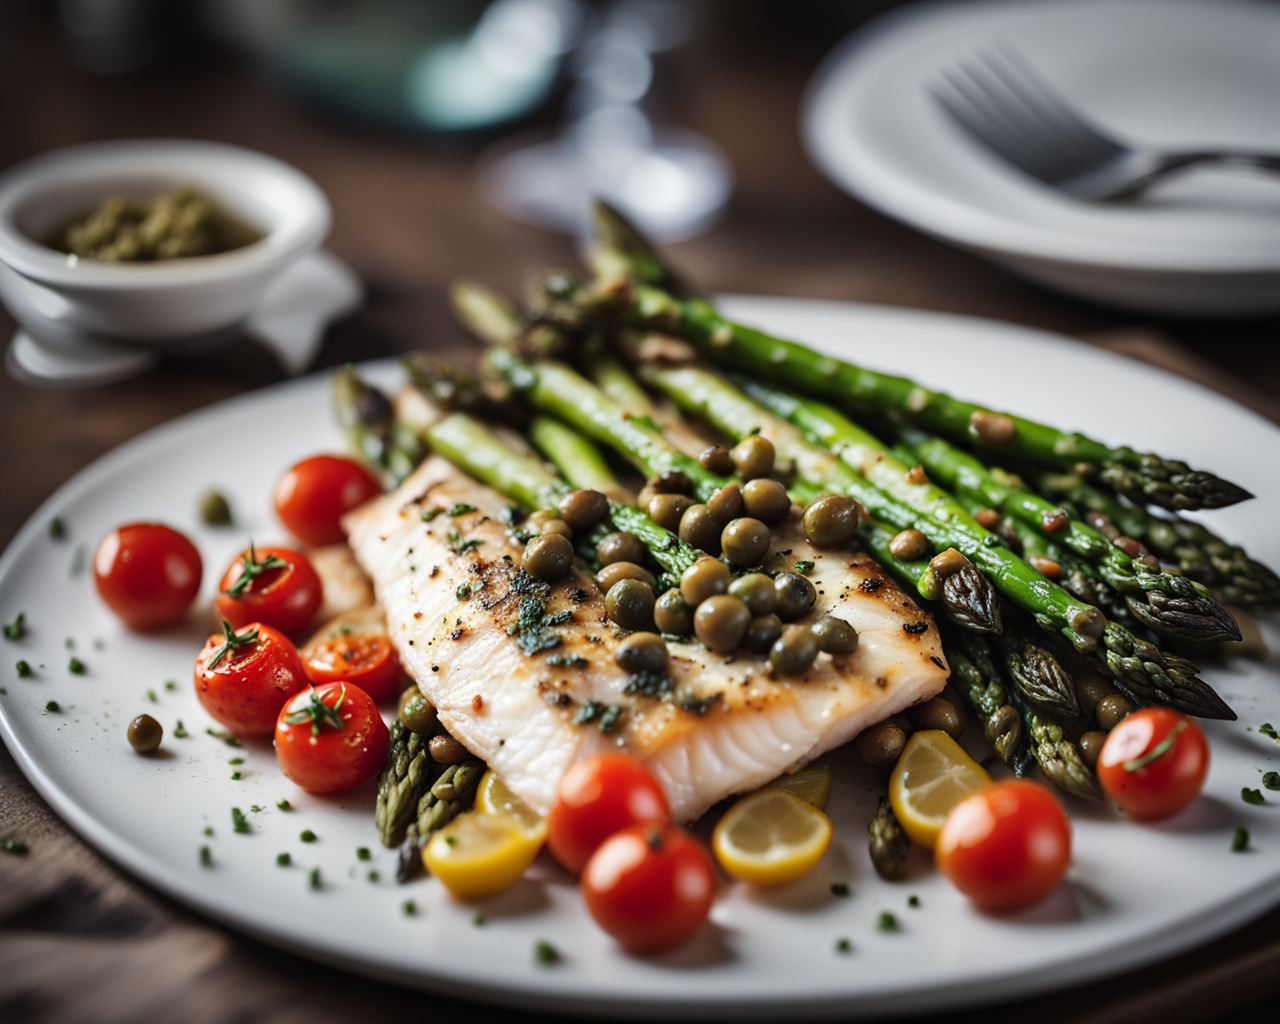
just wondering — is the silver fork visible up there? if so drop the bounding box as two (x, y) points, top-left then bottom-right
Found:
(932, 50), (1280, 201)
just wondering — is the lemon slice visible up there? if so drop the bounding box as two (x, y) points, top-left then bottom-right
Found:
(423, 802), (546, 901)
(766, 762), (832, 810)
(712, 788), (833, 887)
(476, 769), (544, 832)
(889, 729), (991, 849)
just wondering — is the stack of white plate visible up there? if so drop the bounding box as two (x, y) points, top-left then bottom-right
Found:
(803, 0), (1280, 316)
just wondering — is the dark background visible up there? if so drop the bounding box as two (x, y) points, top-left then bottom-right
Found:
(1, 2), (1277, 1021)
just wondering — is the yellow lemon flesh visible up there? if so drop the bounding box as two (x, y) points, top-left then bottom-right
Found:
(766, 762), (832, 810)
(889, 729), (991, 849)
(712, 788), (833, 887)
(424, 772), (546, 901)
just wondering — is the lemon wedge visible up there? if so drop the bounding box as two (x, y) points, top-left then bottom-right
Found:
(889, 729), (991, 849)
(424, 772), (546, 901)
(712, 788), (833, 887)
(765, 762), (832, 810)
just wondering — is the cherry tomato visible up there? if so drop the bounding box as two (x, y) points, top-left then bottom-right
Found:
(274, 455), (382, 548)
(93, 523), (202, 630)
(216, 544), (322, 637)
(300, 607), (402, 702)
(275, 681), (390, 793)
(546, 754), (670, 874)
(582, 823), (717, 952)
(194, 620), (309, 737)
(1097, 708), (1209, 822)
(936, 780), (1072, 911)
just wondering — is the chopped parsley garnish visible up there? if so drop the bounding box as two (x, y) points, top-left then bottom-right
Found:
(1231, 826), (1250, 852)
(228, 758), (244, 765)
(681, 693), (721, 715)
(356, 847), (371, 861)
(145, 689), (158, 703)
(1123, 721), (1186, 772)
(907, 895), (920, 908)
(277, 798), (292, 811)
(508, 590), (568, 655)
(835, 938), (852, 954)
(1263, 772), (1280, 792)
(1242, 788), (1265, 805)
(231, 807), (251, 833)
(68, 657), (85, 675)
(199, 845), (213, 867)
(276, 852), (291, 866)
(368, 871), (379, 883)
(421, 507), (443, 521)
(794, 560), (815, 576)
(545, 653), (587, 668)
(300, 830), (317, 843)
(447, 530), (484, 555)
(164, 680), (177, 691)
(448, 503), (478, 516)
(282, 685), (347, 736)
(4, 613), (26, 640)
(205, 620), (259, 670)
(473, 911), (486, 927)
(231, 772), (243, 781)
(49, 517), (65, 538)
(206, 727), (242, 748)
(624, 670), (674, 699)
(1260, 723), (1279, 742)
(876, 911), (898, 932)
(831, 883), (850, 897)
(173, 720), (189, 738)
(574, 700), (623, 733)
(309, 868), (322, 890)
(221, 542), (287, 599)
(45, 701), (59, 713)
(16, 661), (32, 678)
(534, 940), (560, 965)
(402, 899), (416, 916)
(3, 840), (28, 855)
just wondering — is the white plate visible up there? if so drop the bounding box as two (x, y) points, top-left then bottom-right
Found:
(803, 0), (1280, 315)
(2, 296), (1279, 1019)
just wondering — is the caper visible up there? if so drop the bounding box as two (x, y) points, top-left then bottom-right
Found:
(636, 484), (659, 511)
(773, 571), (817, 621)
(127, 714), (163, 754)
(1095, 693), (1136, 731)
(648, 493), (693, 532)
(732, 434), (776, 480)
(399, 689), (439, 734)
(1075, 674), (1112, 717)
(802, 494), (860, 548)
(888, 528), (929, 561)
(523, 533), (574, 581)
(616, 632), (669, 674)
(855, 720), (906, 767)
(742, 478), (790, 525)
(928, 548), (971, 579)
(605, 578), (656, 631)
(596, 561), (656, 594)
(694, 595), (752, 654)
(728, 572), (777, 616)
(529, 510), (573, 540)
(742, 613), (782, 653)
(1079, 730), (1107, 771)
(706, 483), (744, 526)
(648, 469), (692, 495)
(678, 504), (722, 554)
(699, 445), (734, 475)
(596, 531), (647, 566)
(811, 615), (859, 655)
(909, 697), (964, 739)
(654, 588), (695, 635)
(721, 517), (771, 567)
(680, 556), (731, 606)
(429, 733), (470, 765)
(558, 489), (609, 531)
(769, 624), (819, 676)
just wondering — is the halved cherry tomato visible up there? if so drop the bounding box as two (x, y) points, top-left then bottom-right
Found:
(300, 606), (402, 702)
(546, 754), (670, 875)
(274, 681), (389, 793)
(1097, 708), (1209, 822)
(936, 779), (1072, 911)
(274, 455), (382, 548)
(582, 822), (717, 952)
(94, 523), (202, 630)
(216, 544), (322, 637)
(194, 620), (309, 737)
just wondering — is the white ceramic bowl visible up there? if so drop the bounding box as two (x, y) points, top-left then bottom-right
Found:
(0, 139), (330, 349)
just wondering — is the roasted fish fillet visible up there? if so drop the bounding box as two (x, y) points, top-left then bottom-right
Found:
(344, 456), (949, 822)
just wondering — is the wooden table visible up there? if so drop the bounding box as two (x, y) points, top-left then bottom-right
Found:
(2, 6), (1278, 1021)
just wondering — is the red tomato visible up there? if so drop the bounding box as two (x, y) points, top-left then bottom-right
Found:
(936, 780), (1072, 912)
(582, 823), (717, 952)
(1097, 708), (1209, 822)
(274, 455), (382, 547)
(93, 523), (202, 630)
(300, 614), (401, 703)
(216, 544), (322, 636)
(275, 681), (390, 793)
(194, 620), (309, 737)
(546, 754), (670, 874)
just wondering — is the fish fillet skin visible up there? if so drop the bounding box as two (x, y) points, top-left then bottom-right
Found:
(344, 456), (949, 823)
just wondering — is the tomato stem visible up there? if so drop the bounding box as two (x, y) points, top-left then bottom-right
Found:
(1122, 720), (1187, 772)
